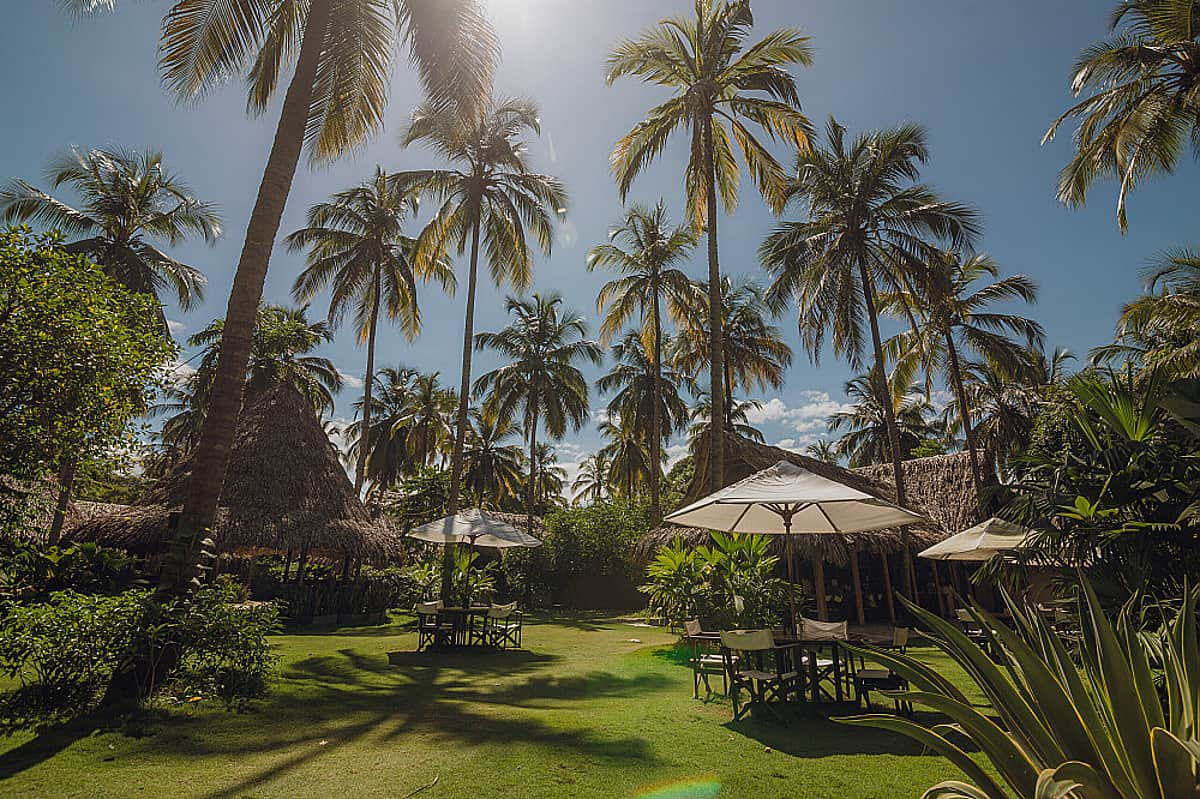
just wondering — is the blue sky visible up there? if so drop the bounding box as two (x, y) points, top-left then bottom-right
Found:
(2, 1), (1196, 486)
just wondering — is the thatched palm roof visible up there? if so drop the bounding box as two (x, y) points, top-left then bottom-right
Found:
(68, 383), (400, 563)
(637, 432), (984, 565)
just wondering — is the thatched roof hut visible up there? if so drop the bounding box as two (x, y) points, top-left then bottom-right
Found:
(68, 382), (400, 563)
(637, 432), (978, 566)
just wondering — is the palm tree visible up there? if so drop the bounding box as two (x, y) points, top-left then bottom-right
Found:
(0, 147), (220, 332)
(607, 0), (814, 491)
(804, 440), (839, 464)
(672, 277), (792, 426)
(828, 373), (937, 469)
(345, 366), (418, 494)
(406, 372), (457, 469)
(761, 118), (979, 511)
(525, 442), (566, 514)
(462, 409), (524, 509)
(154, 0), (498, 559)
(955, 360), (1042, 479)
(1092, 248), (1200, 378)
(687, 394), (765, 476)
(599, 417), (653, 498)
(882, 251), (1043, 492)
(572, 452), (611, 504)
(286, 166), (454, 491)
(400, 97), (567, 593)
(596, 330), (690, 477)
(588, 201), (696, 520)
(473, 293), (602, 533)
(1044, 0), (1200, 231)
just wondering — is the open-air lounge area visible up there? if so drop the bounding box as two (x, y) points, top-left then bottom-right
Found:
(4, 0), (1200, 796)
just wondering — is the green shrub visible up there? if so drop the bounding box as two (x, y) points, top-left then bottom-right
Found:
(0, 540), (143, 610)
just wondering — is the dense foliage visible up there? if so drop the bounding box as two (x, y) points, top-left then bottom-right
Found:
(842, 581), (1200, 799)
(0, 540), (142, 610)
(641, 533), (795, 630)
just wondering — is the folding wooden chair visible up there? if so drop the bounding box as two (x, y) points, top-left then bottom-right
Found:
(799, 617), (854, 702)
(485, 602), (522, 650)
(685, 618), (728, 698)
(854, 627), (912, 714)
(720, 630), (801, 723)
(416, 601), (453, 650)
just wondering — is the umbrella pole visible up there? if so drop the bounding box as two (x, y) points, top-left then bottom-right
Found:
(784, 514), (798, 636)
(850, 543), (865, 626)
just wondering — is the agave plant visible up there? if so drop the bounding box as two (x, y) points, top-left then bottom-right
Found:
(839, 581), (1200, 799)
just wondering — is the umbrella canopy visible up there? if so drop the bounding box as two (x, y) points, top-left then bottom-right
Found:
(665, 460), (928, 534)
(407, 508), (543, 549)
(919, 516), (1031, 561)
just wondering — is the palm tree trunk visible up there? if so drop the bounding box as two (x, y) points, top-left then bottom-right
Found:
(444, 211), (482, 599)
(945, 329), (983, 496)
(649, 287), (663, 522)
(527, 389), (539, 536)
(354, 269), (382, 493)
(178, 0), (332, 554)
(701, 116), (725, 492)
(47, 457), (78, 546)
(858, 261), (916, 600)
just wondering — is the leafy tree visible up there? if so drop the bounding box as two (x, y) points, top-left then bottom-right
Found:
(345, 366), (419, 494)
(883, 251), (1043, 491)
(589, 201), (697, 519)
(147, 0), (498, 569)
(404, 372), (457, 470)
(598, 416), (653, 499)
(524, 442), (567, 516)
(0, 230), (172, 538)
(607, 0), (814, 490)
(571, 452), (611, 505)
(400, 97), (566, 594)
(0, 147), (220, 334)
(462, 410), (523, 509)
(597, 331), (690, 466)
(474, 293), (601, 532)
(761, 118), (978, 515)
(829, 373), (938, 468)
(287, 166), (453, 490)
(1044, 0), (1200, 231)
(803, 440), (839, 465)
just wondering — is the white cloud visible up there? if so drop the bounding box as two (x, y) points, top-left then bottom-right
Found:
(337, 369), (364, 390)
(665, 442), (689, 468)
(744, 391), (853, 434)
(161, 356), (196, 388)
(591, 408), (611, 426)
(166, 319), (186, 337)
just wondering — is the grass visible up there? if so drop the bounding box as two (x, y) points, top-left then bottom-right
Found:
(0, 613), (981, 798)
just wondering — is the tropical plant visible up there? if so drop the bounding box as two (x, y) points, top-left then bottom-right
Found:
(598, 416), (654, 499)
(597, 330), (691, 464)
(607, 0), (814, 491)
(839, 581), (1200, 799)
(883, 250), (1043, 490)
(155, 0), (498, 575)
(1044, 0), (1200, 231)
(589, 201), (697, 519)
(405, 372), (457, 469)
(1093, 248), (1200, 379)
(523, 442), (568, 516)
(344, 366), (418, 493)
(804, 439), (839, 464)
(400, 96), (567, 594)
(761, 118), (979, 514)
(449, 549), (495, 607)
(672, 277), (793, 427)
(0, 147), (220, 333)
(462, 409), (523, 509)
(571, 452), (611, 505)
(286, 166), (454, 490)
(474, 293), (601, 531)
(829, 372), (939, 468)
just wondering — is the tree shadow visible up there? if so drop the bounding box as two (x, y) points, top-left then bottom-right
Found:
(723, 709), (944, 758)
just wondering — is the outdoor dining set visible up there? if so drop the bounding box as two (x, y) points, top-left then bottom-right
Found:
(684, 616), (912, 722)
(416, 600), (524, 650)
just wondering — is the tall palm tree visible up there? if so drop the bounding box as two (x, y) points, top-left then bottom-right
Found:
(525, 442), (566, 514)
(882, 251), (1043, 492)
(406, 372), (457, 469)
(286, 166), (453, 491)
(673, 277), (792, 426)
(462, 409), (523, 509)
(599, 417), (653, 498)
(607, 0), (814, 490)
(804, 439), (839, 464)
(345, 365), (418, 494)
(572, 452), (611, 505)
(955, 360), (1042, 479)
(0, 147), (220, 332)
(828, 373), (937, 469)
(153, 0), (498, 561)
(596, 330), (690, 476)
(1044, 0), (1200, 231)
(400, 98), (567, 593)
(761, 118), (979, 510)
(473, 293), (602, 533)
(588, 201), (696, 520)
(687, 394), (765, 477)
(1092, 248), (1200, 378)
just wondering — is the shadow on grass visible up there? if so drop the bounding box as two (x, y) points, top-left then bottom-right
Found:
(724, 708), (945, 758)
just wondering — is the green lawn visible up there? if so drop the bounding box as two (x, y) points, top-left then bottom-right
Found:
(0, 613), (980, 798)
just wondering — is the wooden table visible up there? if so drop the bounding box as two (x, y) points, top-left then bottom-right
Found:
(687, 631), (863, 704)
(438, 606), (491, 647)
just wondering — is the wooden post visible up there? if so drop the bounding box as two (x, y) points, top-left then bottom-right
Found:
(932, 560), (947, 618)
(296, 546), (309, 584)
(881, 552), (896, 624)
(282, 548), (293, 582)
(850, 543), (865, 626)
(813, 557), (829, 621)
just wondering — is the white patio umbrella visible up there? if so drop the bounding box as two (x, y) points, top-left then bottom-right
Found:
(407, 508), (543, 549)
(665, 460), (928, 631)
(919, 516), (1030, 562)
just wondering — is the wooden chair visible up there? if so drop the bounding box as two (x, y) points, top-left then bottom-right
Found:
(854, 627), (912, 714)
(684, 618), (728, 698)
(720, 629), (801, 723)
(416, 601), (453, 650)
(485, 602), (522, 650)
(799, 617), (854, 702)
